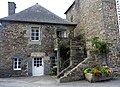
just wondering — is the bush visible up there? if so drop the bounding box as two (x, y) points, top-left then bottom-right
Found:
(91, 37), (110, 53)
(50, 66), (57, 75)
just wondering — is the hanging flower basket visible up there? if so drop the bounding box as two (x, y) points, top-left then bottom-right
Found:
(84, 66), (113, 83)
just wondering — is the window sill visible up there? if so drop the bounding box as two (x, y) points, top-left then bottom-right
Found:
(29, 40), (41, 45)
(13, 68), (21, 71)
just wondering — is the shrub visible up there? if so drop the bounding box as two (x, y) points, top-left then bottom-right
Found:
(50, 66), (57, 75)
(91, 37), (110, 53)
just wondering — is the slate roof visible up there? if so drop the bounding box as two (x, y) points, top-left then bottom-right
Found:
(0, 3), (76, 25)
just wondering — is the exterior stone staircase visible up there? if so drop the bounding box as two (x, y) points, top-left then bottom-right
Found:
(58, 51), (120, 82)
(59, 57), (97, 83)
(57, 36), (86, 82)
(57, 36), (120, 82)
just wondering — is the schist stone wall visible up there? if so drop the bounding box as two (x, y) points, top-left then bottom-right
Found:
(0, 21), (74, 77)
(60, 0), (120, 82)
(68, 0), (120, 69)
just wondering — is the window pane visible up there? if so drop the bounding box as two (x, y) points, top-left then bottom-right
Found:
(36, 33), (39, 36)
(34, 58), (37, 61)
(40, 64), (42, 66)
(64, 31), (67, 37)
(34, 64), (36, 66)
(36, 37), (39, 40)
(32, 29), (35, 32)
(19, 59), (21, 61)
(37, 61), (39, 64)
(14, 65), (17, 68)
(40, 58), (42, 60)
(18, 65), (21, 68)
(15, 59), (17, 61)
(34, 60), (36, 63)
(18, 61), (21, 65)
(31, 27), (41, 41)
(31, 33), (35, 36)
(37, 64), (39, 67)
(36, 29), (39, 32)
(31, 37), (34, 40)
(15, 62), (17, 65)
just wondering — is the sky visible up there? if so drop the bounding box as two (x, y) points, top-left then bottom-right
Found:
(0, 0), (74, 19)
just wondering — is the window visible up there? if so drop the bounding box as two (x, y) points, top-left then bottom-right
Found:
(51, 57), (57, 66)
(34, 57), (42, 67)
(57, 31), (68, 38)
(30, 27), (41, 41)
(13, 58), (21, 70)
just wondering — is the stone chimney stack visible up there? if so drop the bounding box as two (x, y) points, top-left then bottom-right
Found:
(8, 2), (16, 16)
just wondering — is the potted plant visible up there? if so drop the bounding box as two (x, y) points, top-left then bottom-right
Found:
(84, 66), (113, 82)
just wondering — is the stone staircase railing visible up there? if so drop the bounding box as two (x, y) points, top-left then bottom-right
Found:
(57, 65), (73, 78)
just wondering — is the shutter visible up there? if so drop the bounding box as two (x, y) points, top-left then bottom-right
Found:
(28, 58), (32, 76)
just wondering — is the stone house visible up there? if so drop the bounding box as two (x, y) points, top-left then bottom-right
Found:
(57, 0), (120, 82)
(0, 0), (120, 83)
(0, 2), (76, 77)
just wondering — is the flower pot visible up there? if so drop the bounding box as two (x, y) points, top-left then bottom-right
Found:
(85, 73), (112, 83)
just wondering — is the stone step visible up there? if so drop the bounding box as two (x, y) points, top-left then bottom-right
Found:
(57, 66), (73, 78)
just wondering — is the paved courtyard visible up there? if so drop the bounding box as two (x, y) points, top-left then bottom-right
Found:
(0, 76), (120, 87)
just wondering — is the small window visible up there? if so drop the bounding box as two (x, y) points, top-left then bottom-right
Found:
(13, 58), (21, 70)
(51, 57), (57, 66)
(30, 27), (41, 41)
(57, 31), (68, 38)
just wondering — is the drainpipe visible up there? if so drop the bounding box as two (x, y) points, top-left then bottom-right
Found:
(56, 46), (60, 75)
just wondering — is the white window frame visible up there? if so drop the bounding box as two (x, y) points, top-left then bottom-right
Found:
(13, 58), (21, 70)
(30, 27), (41, 41)
(59, 31), (68, 38)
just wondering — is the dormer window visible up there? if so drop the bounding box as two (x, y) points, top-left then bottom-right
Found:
(30, 27), (41, 41)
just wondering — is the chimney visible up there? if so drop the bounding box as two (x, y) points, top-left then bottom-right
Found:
(8, 2), (16, 16)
